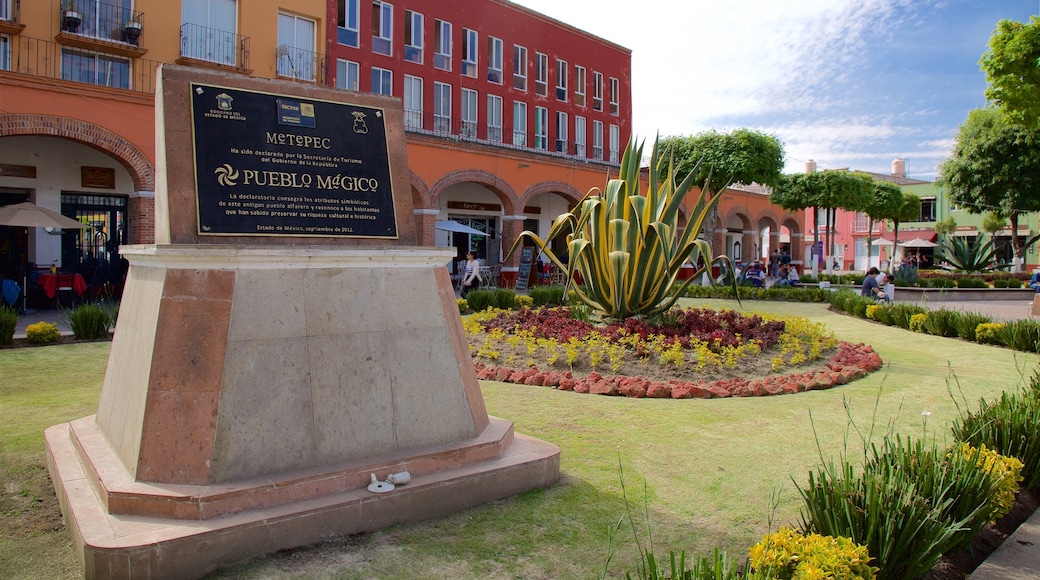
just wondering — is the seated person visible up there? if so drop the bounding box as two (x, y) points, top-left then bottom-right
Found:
(861, 267), (883, 299)
(1030, 270), (1040, 293)
(786, 265), (800, 286)
(775, 264), (789, 285)
(743, 262), (766, 287)
(877, 274), (895, 302)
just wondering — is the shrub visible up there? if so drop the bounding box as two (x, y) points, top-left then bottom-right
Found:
(886, 303), (928, 330)
(64, 302), (114, 340)
(865, 304), (880, 320)
(871, 305), (894, 326)
(25, 321), (60, 344)
(492, 288), (518, 310)
(997, 319), (1040, 352)
(975, 322), (1006, 345)
(924, 276), (956, 289)
(992, 277), (1023, 289)
(957, 443), (1024, 523)
(909, 313), (928, 333)
(528, 285), (567, 306)
(956, 276), (988, 288)
(748, 527), (876, 580)
(923, 309), (961, 338)
(515, 294), (534, 308)
(952, 311), (993, 342)
(953, 378), (1040, 491)
(892, 265), (920, 287)
(456, 298), (468, 314)
(464, 289), (497, 312)
(0, 304), (16, 345)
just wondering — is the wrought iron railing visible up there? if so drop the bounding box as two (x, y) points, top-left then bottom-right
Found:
(276, 44), (326, 83)
(1, 35), (159, 95)
(179, 22), (250, 70)
(59, 0), (145, 47)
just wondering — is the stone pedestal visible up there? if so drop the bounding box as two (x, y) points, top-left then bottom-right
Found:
(45, 244), (560, 579)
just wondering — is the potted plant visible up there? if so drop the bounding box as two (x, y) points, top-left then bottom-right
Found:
(62, 1), (81, 33)
(122, 15), (143, 45)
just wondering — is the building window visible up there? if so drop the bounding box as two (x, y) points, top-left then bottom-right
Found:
(404, 10), (423, 63)
(535, 52), (548, 96)
(337, 0), (359, 47)
(61, 48), (130, 89)
(0, 34), (9, 72)
(574, 116), (586, 157)
(371, 66), (392, 95)
(277, 13), (317, 81)
(462, 28), (477, 78)
(513, 45), (527, 91)
(556, 58), (567, 101)
(920, 198), (936, 222)
(592, 120), (603, 160)
(609, 124), (620, 163)
(0, 1), (9, 20)
(371, 1), (392, 56)
(461, 88), (478, 138)
(574, 65), (586, 107)
(487, 95), (503, 142)
(534, 106), (548, 150)
(434, 19), (451, 71)
(336, 59), (359, 91)
(487, 36), (503, 84)
(181, 0), (239, 67)
(68, 0), (134, 43)
(403, 74), (422, 129)
(513, 101), (527, 147)
(555, 111), (568, 152)
(434, 82), (451, 133)
(593, 71), (603, 111)
(609, 77), (619, 115)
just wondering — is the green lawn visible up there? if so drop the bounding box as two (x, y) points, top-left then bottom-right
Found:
(1, 301), (1034, 579)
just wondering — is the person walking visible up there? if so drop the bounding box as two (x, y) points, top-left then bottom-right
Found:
(461, 252), (482, 297)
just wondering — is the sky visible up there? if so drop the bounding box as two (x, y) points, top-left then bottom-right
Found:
(511, 0), (1038, 181)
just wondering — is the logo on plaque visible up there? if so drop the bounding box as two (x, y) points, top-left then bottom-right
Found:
(216, 93), (233, 111)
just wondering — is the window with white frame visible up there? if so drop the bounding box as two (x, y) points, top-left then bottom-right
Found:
(534, 106), (548, 150)
(0, 34), (9, 71)
(593, 71), (603, 111)
(434, 82), (451, 133)
(556, 58), (567, 101)
(461, 88), (478, 137)
(487, 36), (503, 84)
(535, 52), (548, 96)
(371, 67), (392, 95)
(513, 101), (527, 147)
(555, 111), (568, 152)
(277, 12), (317, 81)
(434, 19), (451, 71)
(371, 1), (392, 56)
(462, 28), (478, 78)
(487, 95), (503, 142)
(574, 65), (586, 107)
(609, 124), (620, 163)
(610, 77), (619, 115)
(336, 59), (359, 91)
(72, 0), (135, 42)
(0, 1), (9, 20)
(403, 74), (423, 129)
(182, 0), (239, 67)
(513, 45), (527, 91)
(574, 116), (586, 157)
(336, 0), (359, 47)
(592, 120), (603, 160)
(404, 10), (423, 63)
(62, 48), (130, 89)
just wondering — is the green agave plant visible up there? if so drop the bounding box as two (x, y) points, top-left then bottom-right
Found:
(506, 138), (733, 320)
(938, 233), (1007, 273)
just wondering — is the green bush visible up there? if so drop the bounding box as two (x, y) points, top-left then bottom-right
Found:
(464, 289), (497, 312)
(827, 289), (858, 313)
(956, 277), (988, 289)
(923, 309), (961, 338)
(923, 276), (956, 289)
(976, 322), (1006, 345)
(491, 288), (518, 309)
(952, 311), (993, 342)
(0, 304), (16, 345)
(991, 277), (1023, 288)
(528, 285), (566, 306)
(25, 321), (60, 344)
(64, 302), (115, 340)
(892, 265), (920, 287)
(997, 319), (1040, 352)
(886, 303), (928, 330)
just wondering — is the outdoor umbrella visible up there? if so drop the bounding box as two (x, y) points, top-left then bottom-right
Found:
(435, 220), (487, 236)
(0, 202), (92, 230)
(870, 239), (894, 246)
(0, 202), (91, 312)
(898, 238), (938, 248)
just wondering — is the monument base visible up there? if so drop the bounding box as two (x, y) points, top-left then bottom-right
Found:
(46, 418), (559, 579)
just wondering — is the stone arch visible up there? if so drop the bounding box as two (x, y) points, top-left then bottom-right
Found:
(410, 170), (432, 210)
(0, 114), (154, 191)
(518, 180), (583, 209)
(720, 207), (752, 231)
(429, 169), (519, 215)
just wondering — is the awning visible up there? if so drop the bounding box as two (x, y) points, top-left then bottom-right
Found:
(899, 238), (938, 248)
(435, 220), (487, 236)
(878, 229), (936, 243)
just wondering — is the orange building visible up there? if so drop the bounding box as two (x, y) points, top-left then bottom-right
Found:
(0, 0), (799, 295)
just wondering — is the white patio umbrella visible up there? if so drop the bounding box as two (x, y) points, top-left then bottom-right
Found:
(870, 239), (894, 246)
(435, 220), (487, 236)
(898, 238), (938, 248)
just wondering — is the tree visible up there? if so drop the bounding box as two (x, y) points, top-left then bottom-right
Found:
(858, 177), (905, 267)
(770, 170), (872, 274)
(981, 16), (1040, 128)
(888, 192), (921, 258)
(937, 108), (1040, 272)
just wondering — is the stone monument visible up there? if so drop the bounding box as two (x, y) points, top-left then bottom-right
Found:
(45, 65), (559, 579)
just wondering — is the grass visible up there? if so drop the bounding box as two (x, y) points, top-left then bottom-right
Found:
(0, 301), (1035, 579)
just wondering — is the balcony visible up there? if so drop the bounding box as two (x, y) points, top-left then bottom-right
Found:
(1, 35), (159, 96)
(177, 22), (250, 74)
(275, 44), (326, 84)
(56, 0), (147, 58)
(0, 0), (25, 36)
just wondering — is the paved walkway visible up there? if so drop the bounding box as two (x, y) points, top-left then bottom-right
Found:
(12, 308), (72, 338)
(907, 298), (1036, 322)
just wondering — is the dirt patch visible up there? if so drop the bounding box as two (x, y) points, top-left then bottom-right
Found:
(0, 334), (112, 349)
(0, 464), (65, 540)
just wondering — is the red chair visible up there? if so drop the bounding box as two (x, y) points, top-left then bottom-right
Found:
(55, 274), (76, 308)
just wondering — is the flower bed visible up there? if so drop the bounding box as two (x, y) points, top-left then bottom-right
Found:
(465, 306), (883, 398)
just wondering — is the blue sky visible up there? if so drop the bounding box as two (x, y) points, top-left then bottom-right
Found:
(512, 0), (1038, 180)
